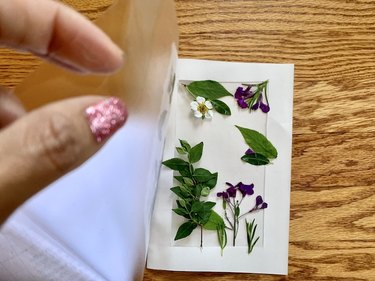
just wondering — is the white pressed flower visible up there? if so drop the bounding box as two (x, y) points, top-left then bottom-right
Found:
(190, 96), (214, 119)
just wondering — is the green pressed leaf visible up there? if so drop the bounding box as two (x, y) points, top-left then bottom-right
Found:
(183, 177), (194, 186)
(172, 208), (188, 217)
(211, 99), (231, 116)
(193, 169), (218, 188)
(206, 172), (218, 189)
(236, 126), (278, 159)
(235, 206), (240, 216)
(193, 184), (203, 198)
(200, 187), (210, 197)
(191, 201), (216, 224)
(188, 142), (204, 163)
(179, 168), (192, 178)
(162, 158), (190, 171)
(174, 176), (184, 184)
(241, 154), (270, 166)
(176, 147), (187, 155)
(216, 223), (227, 255)
(204, 201), (216, 210)
(179, 139), (191, 151)
(203, 210), (224, 230)
(191, 201), (205, 213)
(178, 199), (186, 208)
(175, 221), (198, 240)
(180, 185), (191, 195)
(193, 168), (212, 182)
(170, 186), (189, 199)
(186, 80), (232, 100)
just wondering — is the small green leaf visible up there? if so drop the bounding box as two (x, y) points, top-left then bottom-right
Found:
(186, 80), (232, 100)
(235, 206), (240, 216)
(170, 186), (189, 199)
(203, 210), (225, 230)
(191, 201), (216, 224)
(193, 169), (218, 188)
(183, 177), (194, 186)
(174, 176), (184, 184)
(217, 223), (227, 256)
(176, 147), (187, 155)
(180, 185), (191, 195)
(178, 199), (186, 208)
(188, 142), (204, 163)
(179, 168), (192, 177)
(204, 201), (216, 210)
(236, 126), (278, 159)
(201, 187), (210, 197)
(172, 208), (188, 217)
(174, 221), (198, 240)
(211, 99), (231, 116)
(179, 140), (191, 151)
(193, 184), (203, 198)
(191, 201), (205, 213)
(162, 158), (190, 171)
(206, 172), (218, 189)
(241, 153), (270, 166)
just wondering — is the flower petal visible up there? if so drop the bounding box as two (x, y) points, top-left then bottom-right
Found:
(245, 148), (254, 155)
(226, 186), (237, 198)
(256, 195), (263, 206)
(260, 102), (270, 113)
(205, 110), (214, 119)
(251, 102), (259, 110)
(190, 101), (199, 111)
(196, 96), (205, 104)
(194, 111), (203, 118)
(205, 101), (213, 109)
(237, 98), (249, 109)
(238, 182), (254, 196)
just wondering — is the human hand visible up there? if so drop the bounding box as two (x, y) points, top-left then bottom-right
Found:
(0, 0), (127, 224)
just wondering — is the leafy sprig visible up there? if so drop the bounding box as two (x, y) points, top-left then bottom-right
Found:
(246, 219), (260, 254)
(162, 140), (225, 248)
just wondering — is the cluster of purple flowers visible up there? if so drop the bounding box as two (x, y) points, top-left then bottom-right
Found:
(234, 84), (270, 113)
(217, 182), (268, 210)
(217, 181), (268, 246)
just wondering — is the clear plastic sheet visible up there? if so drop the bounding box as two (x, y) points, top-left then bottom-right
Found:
(1, 1), (178, 280)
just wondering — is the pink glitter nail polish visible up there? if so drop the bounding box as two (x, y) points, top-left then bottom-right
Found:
(85, 97), (127, 143)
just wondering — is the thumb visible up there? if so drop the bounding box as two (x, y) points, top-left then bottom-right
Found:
(0, 96), (127, 224)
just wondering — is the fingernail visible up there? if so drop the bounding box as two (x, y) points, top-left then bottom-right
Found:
(85, 97), (127, 143)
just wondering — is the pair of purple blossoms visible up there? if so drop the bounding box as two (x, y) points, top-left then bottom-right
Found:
(217, 182), (268, 210)
(235, 86), (270, 113)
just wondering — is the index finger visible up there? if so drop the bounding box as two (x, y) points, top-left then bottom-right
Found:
(0, 0), (123, 73)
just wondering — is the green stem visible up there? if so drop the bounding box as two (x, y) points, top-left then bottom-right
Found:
(200, 225), (203, 249)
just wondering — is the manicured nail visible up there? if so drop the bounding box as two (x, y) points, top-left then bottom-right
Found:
(85, 97), (127, 143)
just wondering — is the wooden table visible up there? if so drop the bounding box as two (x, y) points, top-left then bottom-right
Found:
(1, 1), (374, 280)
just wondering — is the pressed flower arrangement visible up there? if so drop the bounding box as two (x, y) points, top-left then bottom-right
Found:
(163, 79), (277, 255)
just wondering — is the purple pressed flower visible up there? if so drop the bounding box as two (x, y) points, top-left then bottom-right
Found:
(217, 192), (229, 199)
(235, 87), (252, 99)
(260, 202), (268, 209)
(235, 86), (253, 109)
(238, 182), (254, 196)
(245, 148), (254, 155)
(237, 98), (249, 109)
(255, 195), (263, 206)
(226, 186), (237, 198)
(260, 102), (270, 113)
(251, 102), (259, 110)
(234, 87), (245, 99)
(235, 81), (270, 113)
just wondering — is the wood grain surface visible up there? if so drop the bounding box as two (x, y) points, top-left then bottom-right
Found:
(1, 0), (374, 280)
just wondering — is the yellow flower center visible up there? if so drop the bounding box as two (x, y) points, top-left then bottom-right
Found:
(197, 103), (208, 114)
